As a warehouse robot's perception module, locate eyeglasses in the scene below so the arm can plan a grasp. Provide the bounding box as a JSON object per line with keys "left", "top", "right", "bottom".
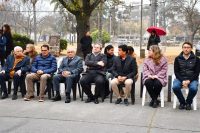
{"left": 183, "top": 47, "right": 192, "bottom": 49}
{"left": 67, "top": 51, "right": 74, "bottom": 53}
{"left": 41, "top": 50, "right": 48, "bottom": 51}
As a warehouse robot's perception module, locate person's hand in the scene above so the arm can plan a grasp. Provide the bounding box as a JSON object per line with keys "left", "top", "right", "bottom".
{"left": 97, "top": 61, "right": 104, "bottom": 67}
{"left": 148, "top": 75, "right": 153, "bottom": 79}
{"left": 16, "top": 70, "right": 22, "bottom": 76}
{"left": 117, "top": 76, "right": 123, "bottom": 82}
{"left": 37, "top": 70, "right": 43, "bottom": 75}
{"left": 152, "top": 75, "right": 158, "bottom": 79}
{"left": 121, "top": 76, "right": 127, "bottom": 82}
{"left": 0, "top": 70, "right": 5, "bottom": 74}
{"left": 182, "top": 80, "right": 188, "bottom": 88}
{"left": 62, "top": 71, "right": 71, "bottom": 77}
{"left": 185, "top": 80, "right": 190, "bottom": 85}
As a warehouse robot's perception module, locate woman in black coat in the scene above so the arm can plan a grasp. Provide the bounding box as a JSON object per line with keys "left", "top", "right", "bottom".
{"left": 147, "top": 30, "right": 160, "bottom": 50}
{"left": 2, "top": 24, "right": 14, "bottom": 58}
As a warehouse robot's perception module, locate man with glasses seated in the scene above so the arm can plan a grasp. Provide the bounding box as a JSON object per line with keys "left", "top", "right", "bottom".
{"left": 80, "top": 43, "right": 107, "bottom": 104}
{"left": 51, "top": 48, "right": 83, "bottom": 103}
{"left": 24, "top": 44, "right": 57, "bottom": 102}
{"left": 172, "top": 42, "right": 200, "bottom": 110}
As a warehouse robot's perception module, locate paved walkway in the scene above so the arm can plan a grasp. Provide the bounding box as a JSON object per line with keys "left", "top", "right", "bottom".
{"left": 0, "top": 64, "right": 200, "bottom": 133}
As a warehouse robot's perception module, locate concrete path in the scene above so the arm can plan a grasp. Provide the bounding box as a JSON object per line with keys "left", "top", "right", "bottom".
{"left": 0, "top": 64, "right": 200, "bottom": 133}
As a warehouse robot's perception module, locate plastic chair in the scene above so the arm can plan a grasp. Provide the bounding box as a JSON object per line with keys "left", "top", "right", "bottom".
{"left": 142, "top": 85, "right": 164, "bottom": 107}
{"left": 171, "top": 74, "right": 197, "bottom": 110}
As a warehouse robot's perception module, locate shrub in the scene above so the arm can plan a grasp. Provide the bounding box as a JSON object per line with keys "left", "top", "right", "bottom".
{"left": 91, "top": 29, "right": 111, "bottom": 46}
{"left": 60, "top": 39, "right": 68, "bottom": 52}
{"left": 12, "top": 33, "right": 34, "bottom": 49}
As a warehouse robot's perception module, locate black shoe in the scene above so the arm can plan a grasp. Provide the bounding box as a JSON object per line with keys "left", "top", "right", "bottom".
{"left": 51, "top": 95, "right": 61, "bottom": 102}
{"left": 156, "top": 100, "right": 160, "bottom": 105}
{"left": 94, "top": 98, "right": 99, "bottom": 104}
{"left": 152, "top": 101, "right": 158, "bottom": 108}
{"left": 149, "top": 100, "right": 154, "bottom": 107}
{"left": 65, "top": 97, "right": 71, "bottom": 103}
{"left": 124, "top": 99, "right": 129, "bottom": 106}
{"left": 185, "top": 104, "right": 191, "bottom": 110}
{"left": 12, "top": 95, "right": 18, "bottom": 100}
{"left": 179, "top": 104, "right": 185, "bottom": 110}
{"left": 115, "top": 98, "right": 122, "bottom": 104}
{"left": 1, "top": 93, "right": 8, "bottom": 99}
{"left": 85, "top": 97, "right": 94, "bottom": 103}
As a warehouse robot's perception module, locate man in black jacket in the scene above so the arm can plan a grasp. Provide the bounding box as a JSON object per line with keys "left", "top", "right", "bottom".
{"left": 111, "top": 45, "right": 137, "bottom": 106}
{"left": 80, "top": 43, "right": 107, "bottom": 104}
{"left": 172, "top": 42, "right": 200, "bottom": 110}
{"left": 80, "top": 31, "right": 92, "bottom": 60}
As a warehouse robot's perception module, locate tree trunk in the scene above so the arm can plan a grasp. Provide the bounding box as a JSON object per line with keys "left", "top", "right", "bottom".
{"left": 75, "top": 14, "right": 90, "bottom": 57}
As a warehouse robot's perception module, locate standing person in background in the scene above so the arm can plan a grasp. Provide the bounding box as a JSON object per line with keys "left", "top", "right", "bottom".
{"left": 80, "top": 31, "right": 92, "bottom": 60}
{"left": 147, "top": 30, "right": 160, "bottom": 50}
{"left": 2, "top": 24, "right": 14, "bottom": 58}
{"left": 23, "top": 44, "right": 38, "bottom": 64}
{"left": 0, "top": 29, "right": 7, "bottom": 67}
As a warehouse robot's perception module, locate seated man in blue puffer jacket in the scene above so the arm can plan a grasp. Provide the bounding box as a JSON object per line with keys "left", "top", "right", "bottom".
{"left": 24, "top": 44, "right": 57, "bottom": 102}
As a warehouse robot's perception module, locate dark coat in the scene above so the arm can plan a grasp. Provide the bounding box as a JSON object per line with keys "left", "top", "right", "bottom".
{"left": 174, "top": 51, "right": 200, "bottom": 82}
{"left": 85, "top": 53, "right": 107, "bottom": 74}
{"left": 112, "top": 55, "right": 137, "bottom": 79}
{"left": 147, "top": 35, "right": 160, "bottom": 50}
{"left": 31, "top": 54, "right": 57, "bottom": 74}
{"left": 4, "top": 32, "right": 13, "bottom": 57}
{"left": 80, "top": 36, "right": 92, "bottom": 53}
{"left": 58, "top": 56, "right": 83, "bottom": 77}
{"left": 3, "top": 55, "right": 30, "bottom": 74}
{"left": 106, "top": 55, "right": 116, "bottom": 73}
{"left": 0, "top": 35, "right": 7, "bottom": 59}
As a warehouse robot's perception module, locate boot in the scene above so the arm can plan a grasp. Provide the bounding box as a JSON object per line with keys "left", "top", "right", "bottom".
{"left": 51, "top": 91, "right": 61, "bottom": 102}
{"left": 65, "top": 93, "right": 71, "bottom": 103}
{"left": 1, "top": 92, "right": 8, "bottom": 99}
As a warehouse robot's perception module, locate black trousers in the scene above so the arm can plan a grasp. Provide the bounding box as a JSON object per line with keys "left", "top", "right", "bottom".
{"left": 80, "top": 72, "right": 106, "bottom": 99}
{"left": 0, "top": 73, "right": 26, "bottom": 95}
{"left": 144, "top": 79, "right": 162, "bottom": 100}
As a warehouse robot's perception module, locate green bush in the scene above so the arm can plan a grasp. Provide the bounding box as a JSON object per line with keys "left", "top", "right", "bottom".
{"left": 91, "top": 29, "right": 111, "bottom": 45}
{"left": 60, "top": 39, "right": 68, "bottom": 51}
{"left": 13, "top": 33, "right": 34, "bottom": 49}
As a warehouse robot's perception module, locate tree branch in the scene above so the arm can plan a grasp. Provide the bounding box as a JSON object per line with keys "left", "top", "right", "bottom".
{"left": 90, "top": 0, "right": 106, "bottom": 11}
{"left": 58, "top": 0, "right": 79, "bottom": 15}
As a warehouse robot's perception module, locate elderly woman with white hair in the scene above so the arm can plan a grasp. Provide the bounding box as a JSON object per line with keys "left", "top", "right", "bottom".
{"left": 0, "top": 46, "right": 30, "bottom": 100}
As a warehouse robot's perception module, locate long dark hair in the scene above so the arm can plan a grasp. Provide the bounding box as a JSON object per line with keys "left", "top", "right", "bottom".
{"left": 104, "top": 45, "right": 114, "bottom": 55}
{"left": 3, "top": 24, "right": 11, "bottom": 34}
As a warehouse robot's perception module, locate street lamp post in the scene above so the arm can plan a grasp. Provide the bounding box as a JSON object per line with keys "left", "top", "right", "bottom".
{"left": 31, "top": 0, "right": 37, "bottom": 44}
{"left": 140, "top": 0, "right": 145, "bottom": 58}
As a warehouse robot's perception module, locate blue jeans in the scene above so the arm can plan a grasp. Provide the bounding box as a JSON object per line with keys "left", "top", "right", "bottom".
{"left": 172, "top": 79, "right": 198, "bottom": 104}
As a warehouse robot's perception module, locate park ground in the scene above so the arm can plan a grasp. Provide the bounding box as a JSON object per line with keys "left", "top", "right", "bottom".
{"left": 0, "top": 44, "right": 199, "bottom": 133}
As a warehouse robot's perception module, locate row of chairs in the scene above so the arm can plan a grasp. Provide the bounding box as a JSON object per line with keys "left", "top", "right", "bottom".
{"left": 141, "top": 74, "right": 198, "bottom": 110}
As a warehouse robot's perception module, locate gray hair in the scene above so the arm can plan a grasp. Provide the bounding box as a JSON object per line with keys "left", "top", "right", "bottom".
{"left": 93, "top": 43, "right": 102, "bottom": 49}
{"left": 14, "top": 46, "right": 23, "bottom": 52}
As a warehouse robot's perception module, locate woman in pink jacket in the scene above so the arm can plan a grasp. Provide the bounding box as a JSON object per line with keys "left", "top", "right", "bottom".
{"left": 143, "top": 45, "right": 168, "bottom": 108}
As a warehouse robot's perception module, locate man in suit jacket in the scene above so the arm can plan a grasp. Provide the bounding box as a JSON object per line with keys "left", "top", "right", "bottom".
{"left": 0, "top": 46, "right": 30, "bottom": 100}
{"left": 52, "top": 48, "right": 83, "bottom": 103}
{"left": 111, "top": 45, "right": 137, "bottom": 106}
